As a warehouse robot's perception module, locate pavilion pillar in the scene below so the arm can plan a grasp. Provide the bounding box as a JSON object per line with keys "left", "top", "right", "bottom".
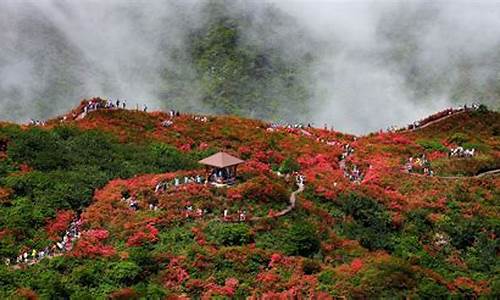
{"left": 205, "top": 166, "right": 210, "bottom": 184}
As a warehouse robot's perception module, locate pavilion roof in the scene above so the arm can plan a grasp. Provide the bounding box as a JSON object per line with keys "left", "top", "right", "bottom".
{"left": 198, "top": 152, "right": 244, "bottom": 168}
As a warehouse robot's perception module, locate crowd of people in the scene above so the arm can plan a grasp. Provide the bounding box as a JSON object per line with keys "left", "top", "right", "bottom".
{"left": 185, "top": 205, "right": 208, "bottom": 219}
{"left": 77, "top": 98, "right": 163, "bottom": 120}
{"left": 8, "top": 217, "right": 82, "bottom": 267}
{"left": 295, "top": 173, "right": 306, "bottom": 186}
{"left": 161, "top": 119, "right": 174, "bottom": 128}
{"left": 449, "top": 146, "right": 476, "bottom": 158}
{"left": 28, "top": 119, "right": 46, "bottom": 126}
{"left": 267, "top": 122, "right": 306, "bottom": 132}
{"left": 387, "top": 103, "right": 482, "bottom": 132}
{"left": 405, "top": 154, "right": 434, "bottom": 176}
{"left": 344, "top": 164, "right": 363, "bottom": 182}
{"left": 223, "top": 208, "right": 247, "bottom": 222}
{"left": 193, "top": 115, "right": 208, "bottom": 123}
{"left": 208, "top": 169, "right": 236, "bottom": 185}
{"left": 154, "top": 175, "right": 205, "bottom": 194}
{"left": 121, "top": 195, "right": 140, "bottom": 210}
{"left": 339, "top": 144, "right": 364, "bottom": 183}
{"left": 161, "top": 110, "right": 184, "bottom": 128}
{"left": 119, "top": 176, "right": 207, "bottom": 212}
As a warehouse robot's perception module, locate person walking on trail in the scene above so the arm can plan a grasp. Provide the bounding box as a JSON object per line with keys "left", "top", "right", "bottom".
{"left": 122, "top": 101, "right": 126, "bottom": 109}
{"left": 116, "top": 99, "right": 120, "bottom": 107}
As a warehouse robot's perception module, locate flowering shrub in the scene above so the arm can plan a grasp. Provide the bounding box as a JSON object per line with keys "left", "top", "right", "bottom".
{"left": 72, "top": 229, "right": 115, "bottom": 258}
{"left": 202, "top": 278, "right": 239, "bottom": 298}
{"left": 45, "top": 210, "right": 75, "bottom": 241}
{"left": 350, "top": 258, "right": 363, "bottom": 273}
{"left": 126, "top": 224, "right": 159, "bottom": 247}
{"left": 163, "top": 257, "right": 190, "bottom": 288}
{"left": 1, "top": 101, "right": 497, "bottom": 298}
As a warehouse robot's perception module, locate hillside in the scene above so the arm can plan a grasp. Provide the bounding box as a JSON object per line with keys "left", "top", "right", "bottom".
{"left": 0, "top": 99, "right": 499, "bottom": 298}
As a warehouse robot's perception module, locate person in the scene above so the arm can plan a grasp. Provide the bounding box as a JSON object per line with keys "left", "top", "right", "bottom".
{"left": 130, "top": 199, "right": 139, "bottom": 210}
{"left": 223, "top": 209, "right": 228, "bottom": 220}
{"left": 155, "top": 182, "right": 163, "bottom": 193}
{"left": 122, "top": 101, "right": 126, "bottom": 109}
{"left": 116, "top": 99, "right": 120, "bottom": 107}
{"left": 144, "top": 105, "right": 148, "bottom": 112}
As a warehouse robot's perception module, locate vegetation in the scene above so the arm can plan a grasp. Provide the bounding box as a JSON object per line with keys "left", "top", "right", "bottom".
{"left": 0, "top": 103, "right": 498, "bottom": 298}
{"left": 188, "top": 1, "right": 312, "bottom": 121}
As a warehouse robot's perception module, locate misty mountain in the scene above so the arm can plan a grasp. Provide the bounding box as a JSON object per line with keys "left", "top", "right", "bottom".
{"left": 0, "top": 0, "right": 499, "bottom": 133}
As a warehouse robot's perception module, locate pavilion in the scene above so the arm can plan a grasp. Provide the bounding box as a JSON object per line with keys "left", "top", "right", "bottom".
{"left": 198, "top": 152, "right": 244, "bottom": 185}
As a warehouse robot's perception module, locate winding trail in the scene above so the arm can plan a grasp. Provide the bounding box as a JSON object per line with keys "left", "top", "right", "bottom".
{"left": 407, "top": 168, "right": 500, "bottom": 179}
{"left": 475, "top": 169, "right": 500, "bottom": 178}
{"left": 405, "top": 110, "right": 467, "bottom": 133}
{"left": 249, "top": 182, "right": 305, "bottom": 222}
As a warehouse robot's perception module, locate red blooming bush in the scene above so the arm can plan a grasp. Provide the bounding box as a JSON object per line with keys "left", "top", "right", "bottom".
{"left": 46, "top": 210, "right": 75, "bottom": 241}
{"left": 256, "top": 271, "right": 281, "bottom": 289}
{"left": 126, "top": 224, "right": 159, "bottom": 247}
{"left": 238, "top": 159, "right": 271, "bottom": 178}
{"left": 230, "top": 175, "right": 288, "bottom": 204}
{"left": 350, "top": 258, "right": 363, "bottom": 273}
{"left": 202, "top": 278, "right": 239, "bottom": 298}
{"left": 71, "top": 229, "right": 115, "bottom": 258}
{"left": 268, "top": 253, "right": 283, "bottom": 268}
{"left": 163, "top": 258, "right": 190, "bottom": 288}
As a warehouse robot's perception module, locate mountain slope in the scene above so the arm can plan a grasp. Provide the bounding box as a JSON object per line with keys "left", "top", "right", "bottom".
{"left": 0, "top": 100, "right": 499, "bottom": 298}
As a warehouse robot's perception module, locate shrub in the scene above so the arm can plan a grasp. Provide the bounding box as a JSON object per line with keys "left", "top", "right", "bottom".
{"left": 284, "top": 221, "right": 320, "bottom": 257}
{"left": 302, "top": 259, "right": 321, "bottom": 275}
{"left": 107, "top": 261, "right": 141, "bottom": 285}
{"left": 417, "top": 278, "right": 449, "bottom": 298}
{"left": 359, "top": 259, "right": 418, "bottom": 298}
{"left": 448, "top": 133, "right": 469, "bottom": 145}
{"left": 416, "top": 139, "right": 448, "bottom": 152}
{"left": 340, "top": 193, "right": 395, "bottom": 250}
{"left": 278, "top": 156, "right": 300, "bottom": 174}
{"left": 205, "top": 222, "right": 252, "bottom": 246}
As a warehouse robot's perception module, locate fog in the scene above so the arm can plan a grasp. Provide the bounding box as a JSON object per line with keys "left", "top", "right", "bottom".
{"left": 271, "top": 0, "right": 500, "bottom": 133}
{"left": 1, "top": 0, "right": 499, "bottom": 133}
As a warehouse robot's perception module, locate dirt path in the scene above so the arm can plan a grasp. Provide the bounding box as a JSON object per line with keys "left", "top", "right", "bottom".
{"left": 406, "top": 110, "right": 466, "bottom": 133}
{"left": 249, "top": 183, "right": 305, "bottom": 221}
{"left": 407, "top": 168, "right": 500, "bottom": 180}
